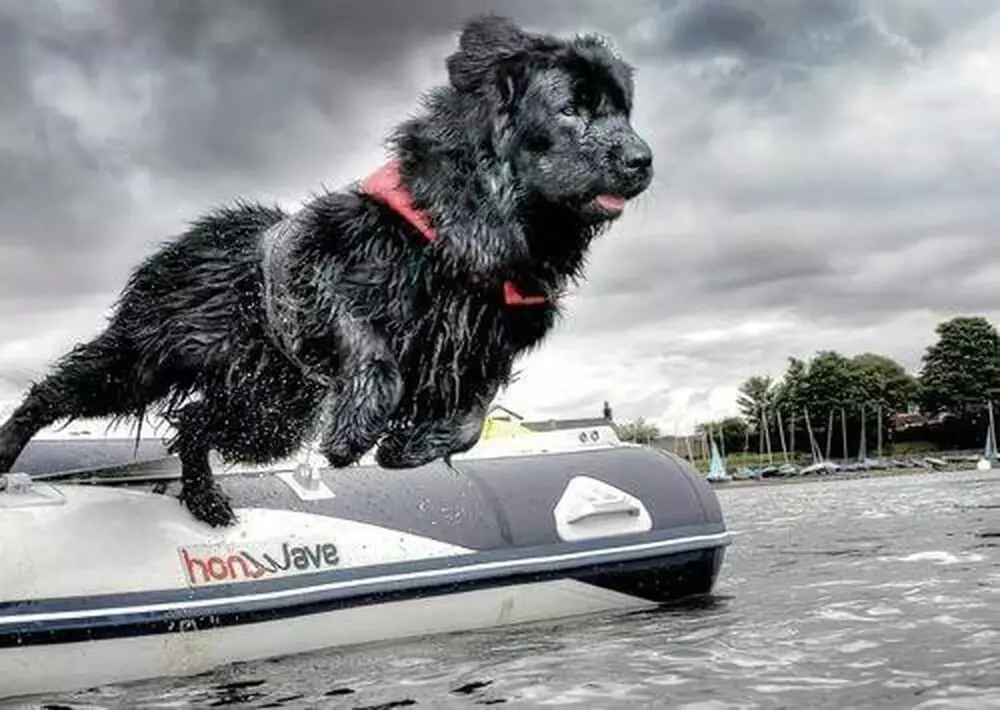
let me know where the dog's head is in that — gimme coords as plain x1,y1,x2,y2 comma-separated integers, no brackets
446,15,653,224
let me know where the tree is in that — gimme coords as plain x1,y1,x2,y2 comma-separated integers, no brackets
802,350,858,414
736,375,774,430
774,357,807,412
771,357,808,413
851,352,918,413
919,316,1000,415
615,417,661,443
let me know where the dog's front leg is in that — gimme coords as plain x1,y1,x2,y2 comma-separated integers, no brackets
375,385,497,469
168,401,238,528
313,314,403,468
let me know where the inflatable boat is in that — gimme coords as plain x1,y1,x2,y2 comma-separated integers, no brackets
0,425,730,700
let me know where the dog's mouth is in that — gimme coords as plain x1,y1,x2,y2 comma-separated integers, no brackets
589,194,628,216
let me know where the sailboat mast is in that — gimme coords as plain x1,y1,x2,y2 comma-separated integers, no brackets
877,404,883,459
776,407,789,463
825,409,834,460
840,406,848,462
857,404,867,462
788,410,796,458
987,399,997,460
804,407,820,463
762,408,773,464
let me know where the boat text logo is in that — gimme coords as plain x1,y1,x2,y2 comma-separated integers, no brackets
179,541,340,587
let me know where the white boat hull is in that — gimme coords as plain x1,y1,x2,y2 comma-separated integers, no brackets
4,578,660,699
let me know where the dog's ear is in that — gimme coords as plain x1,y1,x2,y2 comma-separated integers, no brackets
457,15,524,55
446,14,531,110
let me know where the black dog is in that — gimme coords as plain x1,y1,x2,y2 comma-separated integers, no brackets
0,15,653,527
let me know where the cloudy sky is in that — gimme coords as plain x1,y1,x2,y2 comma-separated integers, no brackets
3,0,1000,438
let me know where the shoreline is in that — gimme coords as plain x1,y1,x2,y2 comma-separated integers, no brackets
705,465,979,488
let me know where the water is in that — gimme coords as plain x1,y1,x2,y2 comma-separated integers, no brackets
13,470,1000,709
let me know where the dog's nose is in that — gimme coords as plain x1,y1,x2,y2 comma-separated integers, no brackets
621,140,653,181
624,145,652,172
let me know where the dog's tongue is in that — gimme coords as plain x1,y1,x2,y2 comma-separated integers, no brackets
593,194,627,212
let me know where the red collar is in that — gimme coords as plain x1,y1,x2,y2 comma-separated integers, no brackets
359,161,547,307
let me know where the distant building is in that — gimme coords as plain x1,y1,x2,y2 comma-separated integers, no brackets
889,412,929,431
483,402,710,459
480,405,532,440
521,416,613,432
485,402,614,434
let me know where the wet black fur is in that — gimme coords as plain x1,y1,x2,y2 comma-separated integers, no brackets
0,15,653,527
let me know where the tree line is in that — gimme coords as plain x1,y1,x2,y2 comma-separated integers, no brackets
619,315,1000,459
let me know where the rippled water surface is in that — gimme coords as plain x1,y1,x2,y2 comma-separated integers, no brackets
13,469,1000,709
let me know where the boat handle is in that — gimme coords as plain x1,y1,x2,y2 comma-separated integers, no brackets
565,498,641,524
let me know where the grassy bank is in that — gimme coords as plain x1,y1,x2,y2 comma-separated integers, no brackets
682,449,953,473
705,464,981,489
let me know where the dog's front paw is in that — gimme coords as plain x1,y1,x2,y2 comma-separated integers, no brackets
374,434,443,470
321,444,365,469
375,446,440,470
179,481,237,528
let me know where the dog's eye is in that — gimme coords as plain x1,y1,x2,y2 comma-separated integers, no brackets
559,105,577,117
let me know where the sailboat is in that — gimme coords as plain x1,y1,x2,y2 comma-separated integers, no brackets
799,407,838,476
977,400,997,471
706,436,730,482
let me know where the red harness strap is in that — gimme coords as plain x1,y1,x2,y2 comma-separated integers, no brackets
359,161,547,307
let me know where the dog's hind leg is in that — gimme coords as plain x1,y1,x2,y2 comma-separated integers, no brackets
167,401,236,528
0,329,142,473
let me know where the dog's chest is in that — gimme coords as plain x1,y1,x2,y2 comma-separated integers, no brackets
390,292,554,380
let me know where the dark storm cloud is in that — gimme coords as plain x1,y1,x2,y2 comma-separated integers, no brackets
80,0,591,179
697,240,834,292
665,0,907,65
0,4,133,259
657,0,993,64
